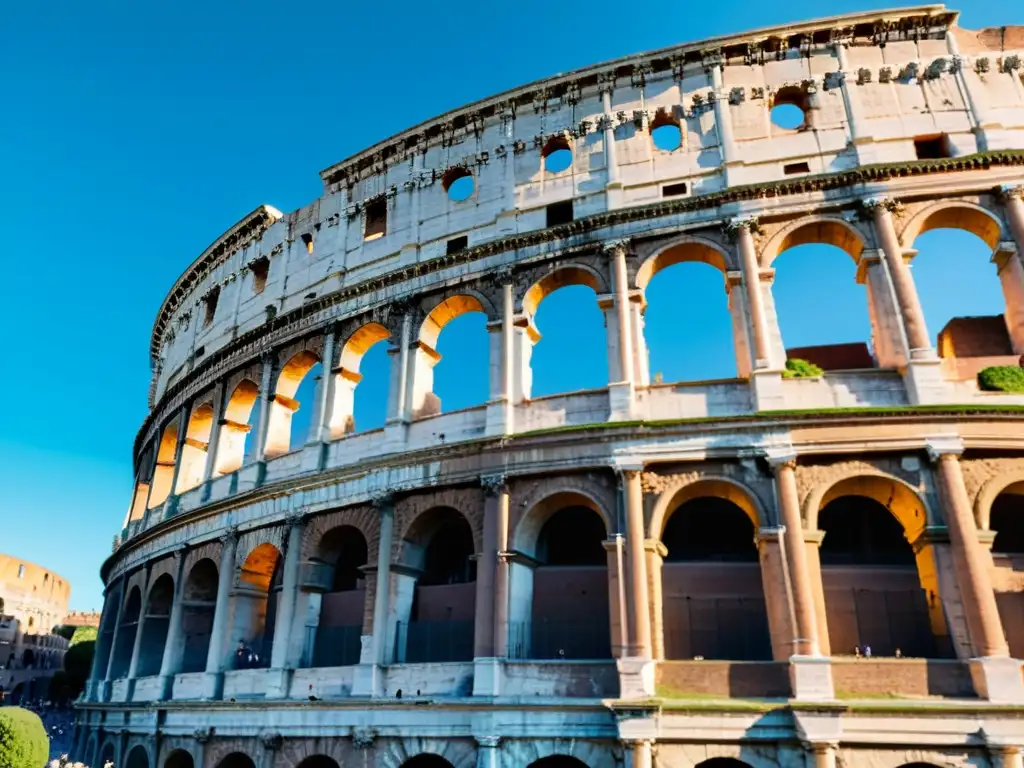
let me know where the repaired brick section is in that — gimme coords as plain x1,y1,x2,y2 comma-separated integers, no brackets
831,659,977,698
656,660,792,699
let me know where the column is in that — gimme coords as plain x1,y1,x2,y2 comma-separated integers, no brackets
629,292,650,386
608,241,636,420
946,33,996,150
601,79,622,207
270,516,305,670
252,354,275,463
991,746,1024,768
493,483,511,659
474,476,506,658
999,186,1024,353
167,403,191,501
1003,185,1024,250
476,736,501,768
707,56,739,175
929,446,1009,658
810,743,838,768
857,249,909,368
622,469,651,657
485,280,514,436
386,313,412,425
201,383,225,486
193,729,212,768
726,271,753,378
126,565,153,681
369,496,395,668
645,540,667,660
866,198,932,353
630,740,653,768
770,456,820,656
205,529,238,680
258,732,281,768
103,581,127,683
833,43,868,145
158,550,188,699
731,218,772,370
89,579,121,699
309,329,336,444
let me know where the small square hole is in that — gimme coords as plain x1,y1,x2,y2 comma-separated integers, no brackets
447,235,468,255
202,287,220,328
300,233,314,253
662,182,688,197
783,161,811,175
250,257,270,295
546,200,574,227
364,197,387,241
914,134,949,160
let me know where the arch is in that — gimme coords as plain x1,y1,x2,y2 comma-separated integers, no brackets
528,759,591,768
900,200,1005,251
175,402,215,493
419,293,489,349
148,421,180,508
975,470,1024,530
295,757,341,768
513,489,613,559
215,754,257,768
818,496,917,566
231,543,282,667
762,215,867,267
400,757,455,768
328,322,392,438
265,350,322,457
805,473,930,541
695,760,754,768
165,749,196,768
99,741,116,768
110,585,143,678
180,557,218,672
339,322,391,372
650,477,766,540
126,745,151,768
662,497,759,562
522,265,608,316
310,525,369,668
215,378,259,475
636,235,731,289
991,486,1024,555
137,572,175,676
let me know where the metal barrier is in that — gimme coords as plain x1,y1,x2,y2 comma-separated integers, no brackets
395,621,474,663
826,587,943,658
663,596,773,661
311,624,362,667
508,619,612,660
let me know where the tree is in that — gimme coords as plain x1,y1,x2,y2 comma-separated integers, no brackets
70,626,98,647
62,640,96,701
0,707,49,768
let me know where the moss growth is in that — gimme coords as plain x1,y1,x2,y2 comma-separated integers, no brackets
0,707,49,768
782,358,824,379
978,365,1024,393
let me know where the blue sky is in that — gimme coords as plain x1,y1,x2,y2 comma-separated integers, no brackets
0,1,1013,612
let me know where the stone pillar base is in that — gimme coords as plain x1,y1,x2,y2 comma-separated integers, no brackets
99,680,113,703
472,657,503,697
383,422,408,455
750,369,785,411
616,656,656,700
970,657,1024,703
264,667,293,699
125,678,137,702
201,671,225,700
904,354,949,405
789,655,834,701
608,381,636,421
351,663,385,698
484,400,512,438
157,674,175,701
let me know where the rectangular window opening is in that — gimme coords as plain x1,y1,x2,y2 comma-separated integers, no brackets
364,197,387,241
546,200,574,227
300,233,314,254
783,161,811,175
202,287,220,328
914,134,950,160
662,182,688,197
250,257,270,295
446,235,468,255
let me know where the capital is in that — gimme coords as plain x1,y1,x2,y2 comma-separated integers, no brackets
726,215,759,234
258,731,282,751
220,525,238,545
193,728,213,744
285,510,308,529
476,735,501,749
862,196,902,215
764,448,798,469
370,491,394,510
603,238,631,257
481,474,508,497
999,183,1024,201
352,726,376,749
925,437,965,463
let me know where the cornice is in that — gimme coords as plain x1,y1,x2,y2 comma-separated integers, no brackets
139,149,1024,459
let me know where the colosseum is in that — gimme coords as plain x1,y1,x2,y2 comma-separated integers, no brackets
75,6,1024,768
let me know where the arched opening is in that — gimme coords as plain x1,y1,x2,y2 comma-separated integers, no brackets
542,135,573,174
909,217,1019,382
214,379,259,475
310,526,369,667
92,600,119,683
771,226,874,373
110,586,142,678
328,323,391,438
415,295,489,416
990,483,1024,657
99,743,115,768
442,166,475,203
644,260,737,383
136,573,174,676
175,402,214,494
230,543,282,668
512,497,611,660
695,760,754,768
126,745,150,768
295,757,341,768
165,749,195,768
819,493,941,658
400,757,455,768
397,508,476,663
265,351,322,458
148,422,180,508
215,754,257,768
770,86,808,130
661,494,771,660
528,758,591,768
180,558,218,673
525,269,608,397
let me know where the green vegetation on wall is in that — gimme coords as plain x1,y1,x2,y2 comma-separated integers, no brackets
978,365,1024,393
782,359,824,379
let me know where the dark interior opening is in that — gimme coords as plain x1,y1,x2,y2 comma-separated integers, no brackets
546,200,574,227
914,134,950,160
537,506,606,565
819,496,914,566
420,516,476,585
991,494,1024,554
663,498,758,562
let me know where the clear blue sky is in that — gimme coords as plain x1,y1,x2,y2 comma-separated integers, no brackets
0,1,1013,613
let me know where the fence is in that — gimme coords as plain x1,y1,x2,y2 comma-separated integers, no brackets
508,619,612,660
663,596,773,661
394,621,474,663
311,624,362,667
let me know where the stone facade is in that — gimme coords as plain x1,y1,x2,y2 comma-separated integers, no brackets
76,8,1024,768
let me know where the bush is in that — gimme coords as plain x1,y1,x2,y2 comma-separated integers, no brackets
62,640,95,701
782,358,824,379
69,627,97,647
978,365,1024,393
0,707,49,768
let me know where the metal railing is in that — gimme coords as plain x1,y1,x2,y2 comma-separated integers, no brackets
394,621,474,663
827,587,943,658
664,596,773,661
311,625,362,667
508,619,612,660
